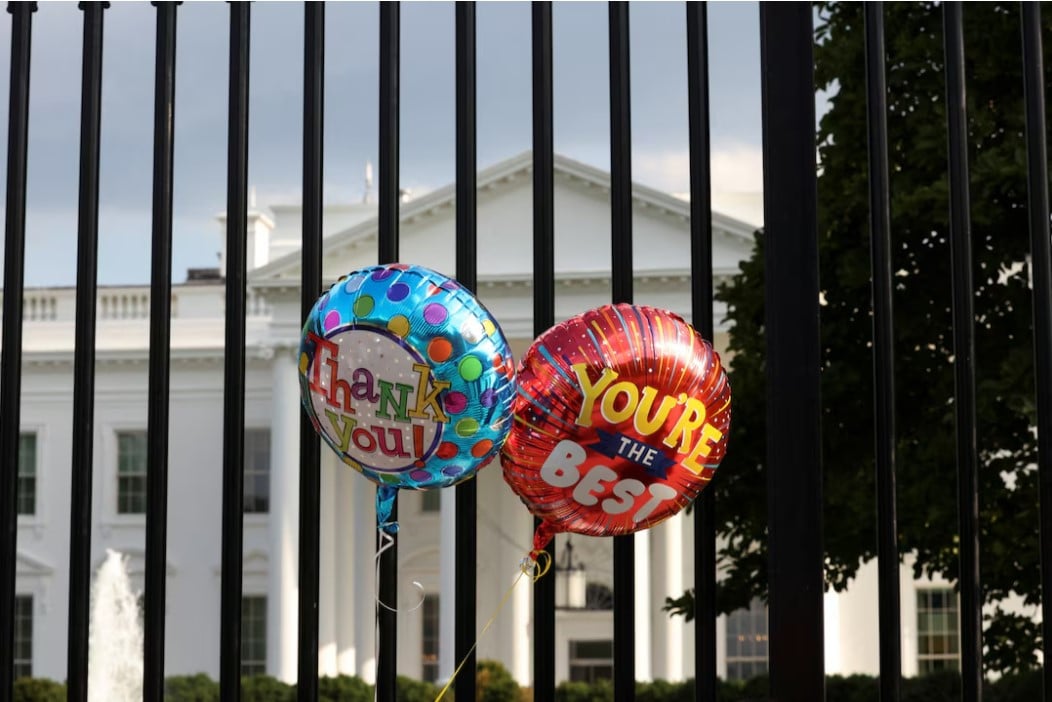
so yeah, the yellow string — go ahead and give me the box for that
[433,551,552,702]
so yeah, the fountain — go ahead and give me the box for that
[87,550,144,702]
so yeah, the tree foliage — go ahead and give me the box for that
[668,2,1050,673]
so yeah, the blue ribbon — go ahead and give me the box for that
[588,429,676,479]
[376,485,400,534]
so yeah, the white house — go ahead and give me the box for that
[9,152,1001,686]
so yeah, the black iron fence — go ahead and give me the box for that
[0,3,1050,702]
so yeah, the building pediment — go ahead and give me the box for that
[248,152,757,290]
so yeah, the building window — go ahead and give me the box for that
[421,490,440,513]
[14,595,31,679]
[117,431,148,514]
[917,588,959,673]
[241,596,267,676]
[244,429,270,514]
[568,640,613,683]
[422,594,439,683]
[725,597,768,681]
[17,433,36,516]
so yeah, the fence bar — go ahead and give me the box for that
[863,5,902,701]
[685,4,717,699]
[531,3,557,698]
[376,4,400,699]
[219,4,251,700]
[297,3,325,701]
[454,4,479,700]
[143,3,178,701]
[1021,6,1052,701]
[0,4,35,700]
[759,5,824,701]
[942,6,983,699]
[66,5,107,701]
[608,3,635,699]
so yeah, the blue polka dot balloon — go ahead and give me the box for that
[299,264,516,532]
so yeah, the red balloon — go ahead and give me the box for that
[501,304,731,550]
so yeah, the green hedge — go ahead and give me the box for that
[12,668,1046,702]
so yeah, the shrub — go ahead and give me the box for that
[555,678,614,702]
[12,678,64,702]
[165,673,219,702]
[477,659,521,702]
[241,675,294,702]
[318,674,372,702]
[396,675,442,702]
[825,674,878,702]
[986,669,1042,702]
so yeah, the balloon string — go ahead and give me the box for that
[373,529,428,702]
[433,551,552,702]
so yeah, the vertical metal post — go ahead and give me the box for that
[219,4,250,700]
[297,4,324,701]
[608,3,635,700]
[531,3,557,699]
[0,4,36,700]
[863,5,901,701]
[376,4,400,699]
[685,4,716,699]
[66,5,108,701]
[1021,6,1052,701]
[942,6,983,699]
[454,4,478,701]
[759,5,825,701]
[143,3,178,701]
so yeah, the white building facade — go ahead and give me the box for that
[9,153,1008,685]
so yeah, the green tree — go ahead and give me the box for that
[667,2,1050,674]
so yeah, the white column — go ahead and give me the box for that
[335,464,357,675]
[318,454,338,676]
[634,529,652,681]
[438,489,456,683]
[509,501,532,685]
[652,515,685,681]
[352,475,377,683]
[268,348,300,682]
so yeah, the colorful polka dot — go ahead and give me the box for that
[455,418,479,437]
[458,356,483,382]
[470,439,493,458]
[299,352,310,373]
[483,319,497,337]
[323,310,341,331]
[443,391,468,415]
[379,473,400,484]
[344,275,366,293]
[387,315,410,338]
[437,442,459,459]
[410,470,431,482]
[424,303,448,325]
[442,465,464,477]
[372,267,395,281]
[387,282,410,302]
[353,295,374,317]
[428,338,453,363]
[480,388,497,408]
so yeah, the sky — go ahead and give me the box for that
[0,1,766,287]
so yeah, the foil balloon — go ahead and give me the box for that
[300,264,516,532]
[501,304,730,549]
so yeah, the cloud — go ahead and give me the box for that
[634,143,764,195]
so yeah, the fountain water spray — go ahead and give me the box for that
[88,550,144,702]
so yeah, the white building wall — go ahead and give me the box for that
[16,156,1033,690]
